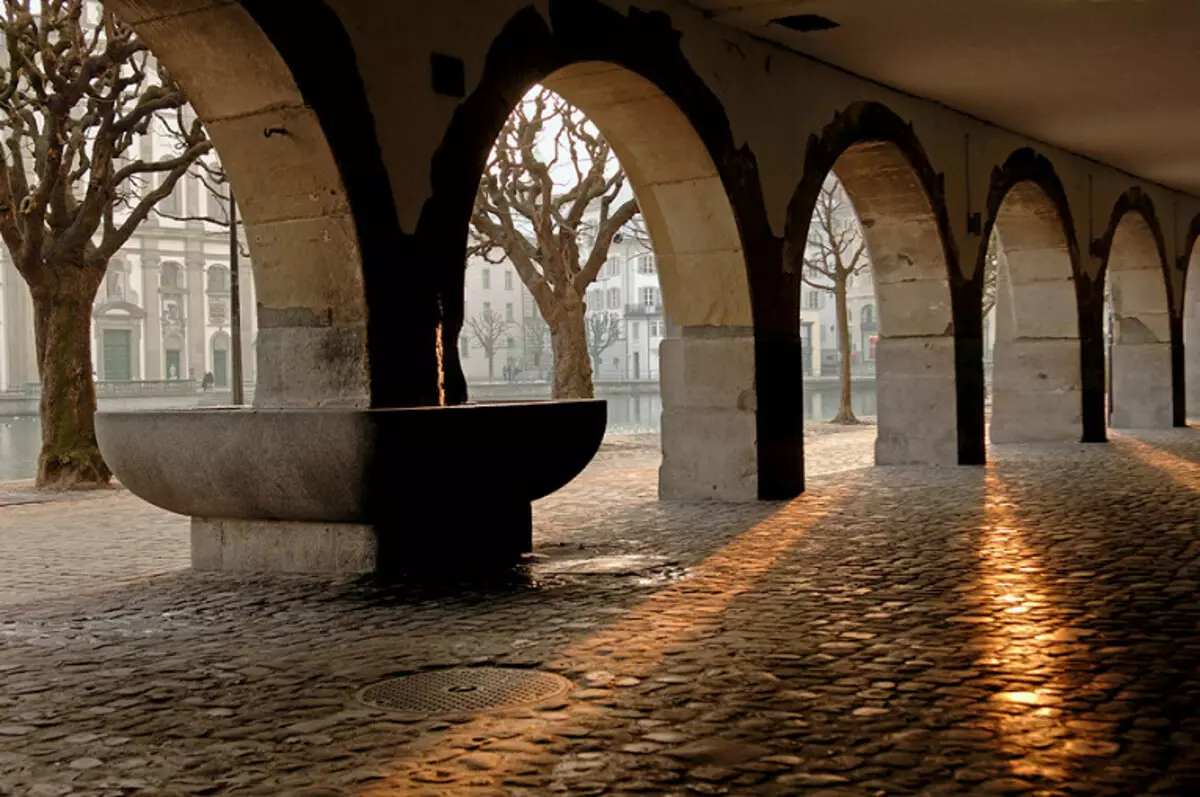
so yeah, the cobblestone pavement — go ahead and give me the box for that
[0,427,1198,795]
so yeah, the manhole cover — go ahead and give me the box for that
[357,667,573,715]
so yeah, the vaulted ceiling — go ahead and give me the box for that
[684,0,1200,196]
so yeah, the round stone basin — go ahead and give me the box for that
[95,400,606,524]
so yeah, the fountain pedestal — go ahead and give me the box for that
[96,401,605,574]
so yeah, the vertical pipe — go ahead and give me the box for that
[229,189,244,406]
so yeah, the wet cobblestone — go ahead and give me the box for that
[0,427,1197,795]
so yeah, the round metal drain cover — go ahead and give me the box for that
[358,667,573,715]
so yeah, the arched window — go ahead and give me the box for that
[861,304,875,325]
[161,262,181,290]
[207,265,229,293]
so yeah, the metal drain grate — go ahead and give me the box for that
[357,667,573,715]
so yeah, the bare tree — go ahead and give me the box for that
[803,176,870,425]
[983,230,1002,318]
[0,2,212,487]
[523,313,550,372]
[466,306,510,381]
[585,311,624,372]
[471,86,638,399]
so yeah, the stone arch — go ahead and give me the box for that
[422,1,791,500]
[1183,215,1200,422]
[1098,189,1174,428]
[786,101,972,467]
[102,0,437,408]
[979,149,1086,444]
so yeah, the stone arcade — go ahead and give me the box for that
[95,0,1199,573]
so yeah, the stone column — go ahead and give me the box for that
[990,255,1083,443]
[1186,278,1199,420]
[186,253,206,381]
[142,255,163,380]
[1111,267,1173,428]
[659,327,757,501]
[875,271,959,467]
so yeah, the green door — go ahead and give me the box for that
[165,349,181,380]
[102,329,132,381]
[213,349,228,387]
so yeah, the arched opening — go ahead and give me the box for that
[104,0,374,407]
[210,331,231,389]
[986,180,1082,443]
[467,63,756,500]
[1185,222,1200,422]
[1104,199,1173,428]
[823,140,958,466]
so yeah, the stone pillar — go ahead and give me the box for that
[1186,277,1200,420]
[142,255,163,380]
[875,336,959,465]
[185,254,206,381]
[1111,267,1173,428]
[990,261,1082,443]
[659,328,757,501]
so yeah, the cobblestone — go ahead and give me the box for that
[0,426,1197,795]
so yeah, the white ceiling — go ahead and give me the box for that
[684,0,1200,196]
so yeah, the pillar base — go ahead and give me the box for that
[192,518,379,574]
[1112,342,1173,429]
[990,339,1082,444]
[659,331,757,501]
[876,336,959,466]
[192,505,534,575]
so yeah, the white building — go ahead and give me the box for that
[460,231,665,383]
[0,131,255,393]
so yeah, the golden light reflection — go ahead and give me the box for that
[973,469,1116,784]
[361,488,847,795]
[1111,433,1200,489]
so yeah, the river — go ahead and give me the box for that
[0,382,876,482]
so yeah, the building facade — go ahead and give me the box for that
[0,155,255,393]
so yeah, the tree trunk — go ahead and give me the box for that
[487,351,495,381]
[832,275,859,424]
[549,301,594,399]
[31,270,111,488]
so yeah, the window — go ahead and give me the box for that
[650,320,663,338]
[805,290,821,310]
[640,287,659,308]
[506,336,515,350]
[161,263,180,289]
[632,322,640,342]
[504,271,513,290]
[483,301,491,314]
[607,287,620,309]
[482,269,491,289]
[460,336,470,357]
[862,304,875,325]
[848,309,853,324]
[636,254,657,275]
[207,266,229,293]
[505,302,514,322]
[606,257,621,277]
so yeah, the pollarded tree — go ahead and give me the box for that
[470,86,638,399]
[465,306,510,381]
[0,1,212,487]
[523,313,550,372]
[803,176,870,424]
[585,311,624,373]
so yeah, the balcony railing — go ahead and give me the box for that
[624,302,663,317]
[14,379,198,398]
